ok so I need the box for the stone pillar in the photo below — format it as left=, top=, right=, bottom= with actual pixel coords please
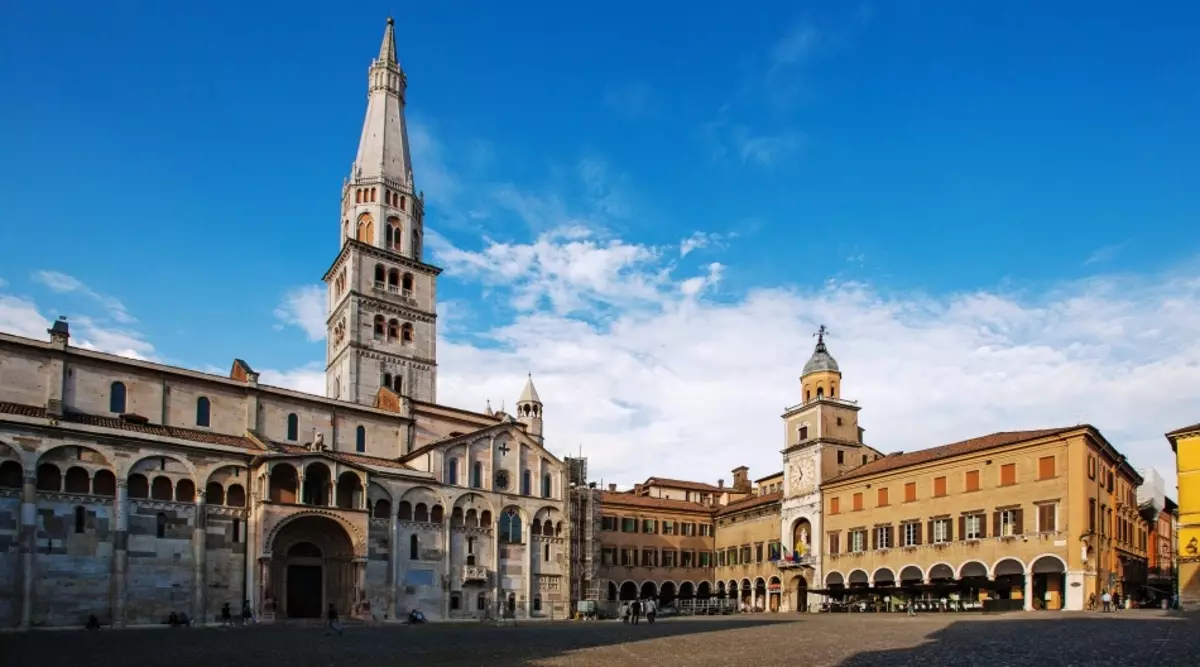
left=442, top=521, right=451, bottom=619
left=524, top=530, right=534, bottom=617
left=192, top=491, right=208, bottom=624
left=1023, top=572, right=1034, bottom=611
left=18, top=471, right=36, bottom=630
left=388, top=517, right=398, bottom=619
left=112, top=479, right=129, bottom=627
left=492, top=527, right=501, bottom=617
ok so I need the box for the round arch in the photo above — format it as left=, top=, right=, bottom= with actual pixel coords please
left=123, top=452, right=197, bottom=481
left=824, top=571, right=845, bottom=586
left=992, top=557, right=1026, bottom=576
left=1030, top=554, right=1068, bottom=611
left=927, top=562, right=956, bottom=581
left=639, top=581, right=658, bottom=599
left=1029, top=553, right=1068, bottom=573
left=696, top=581, right=711, bottom=599
left=659, top=581, right=677, bottom=605
left=898, top=564, right=924, bottom=584
left=618, top=581, right=638, bottom=601
left=872, top=567, right=896, bottom=586
left=847, top=569, right=869, bottom=586
left=678, top=581, right=695, bottom=600
left=266, top=513, right=358, bottom=619
left=264, top=510, right=366, bottom=557
left=957, top=560, right=990, bottom=579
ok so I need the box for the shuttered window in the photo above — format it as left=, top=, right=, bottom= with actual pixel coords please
left=877, top=487, right=889, bottom=507
left=1038, top=455, right=1055, bottom=480
left=852, top=493, right=863, bottom=511
left=830, top=497, right=840, bottom=514
left=1000, top=463, right=1017, bottom=486
left=965, top=470, right=980, bottom=492
left=933, top=476, right=947, bottom=497
left=904, top=482, right=917, bottom=502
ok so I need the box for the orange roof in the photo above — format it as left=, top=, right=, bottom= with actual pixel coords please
left=641, top=476, right=723, bottom=492
left=716, top=490, right=782, bottom=517
left=599, top=490, right=715, bottom=514
left=827, top=427, right=1079, bottom=484
left=0, top=402, right=261, bottom=450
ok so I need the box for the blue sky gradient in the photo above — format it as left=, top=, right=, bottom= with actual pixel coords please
left=1, top=2, right=1197, bottom=485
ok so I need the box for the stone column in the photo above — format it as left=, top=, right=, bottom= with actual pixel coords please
left=1023, top=572, right=1035, bottom=611
left=112, top=479, right=129, bottom=627
left=18, top=471, right=36, bottom=630
left=524, top=529, right=534, bottom=618
left=192, top=490, right=208, bottom=624
left=442, top=521, right=451, bottom=619
left=387, top=517, right=399, bottom=619
left=492, top=527, right=501, bottom=617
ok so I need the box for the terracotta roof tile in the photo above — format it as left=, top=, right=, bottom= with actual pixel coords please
left=599, top=490, right=715, bottom=514
left=1165, top=423, right=1200, bottom=438
left=755, top=471, right=784, bottom=483
left=827, top=427, right=1079, bottom=484
left=0, top=402, right=262, bottom=449
left=0, top=402, right=47, bottom=418
left=716, top=490, right=782, bottom=517
left=263, top=440, right=413, bottom=470
left=641, top=476, right=724, bottom=492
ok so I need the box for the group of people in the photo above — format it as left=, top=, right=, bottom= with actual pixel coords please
left=619, top=598, right=658, bottom=625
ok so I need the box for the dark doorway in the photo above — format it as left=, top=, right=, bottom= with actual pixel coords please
left=794, top=575, right=809, bottom=613
left=287, top=565, right=323, bottom=618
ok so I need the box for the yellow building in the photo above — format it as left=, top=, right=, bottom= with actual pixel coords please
left=1167, top=422, right=1200, bottom=608
left=715, top=471, right=783, bottom=610
left=821, top=425, right=1147, bottom=611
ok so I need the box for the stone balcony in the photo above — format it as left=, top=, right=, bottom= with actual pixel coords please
left=462, top=564, right=488, bottom=582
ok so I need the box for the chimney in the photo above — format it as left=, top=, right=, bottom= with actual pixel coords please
left=608, top=483, right=617, bottom=492
left=718, top=479, right=725, bottom=489
left=732, top=466, right=751, bottom=491
left=47, top=316, right=70, bottom=347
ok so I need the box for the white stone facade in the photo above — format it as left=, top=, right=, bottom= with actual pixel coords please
left=0, top=19, right=568, bottom=629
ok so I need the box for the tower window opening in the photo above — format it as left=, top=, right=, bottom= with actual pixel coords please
left=373, top=315, right=385, bottom=339
left=387, top=268, right=400, bottom=288
left=401, top=323, right=414, bottom=344
left=402, top=273, right=414, bottom=292
left=355, top=189, right=362, bottom=203
left=383, top=372, right=393, bottom=390
left=370, top=187, right=377, bottom=202
left=387, top=319, right=400, bottom=341
left=400, top=196, right=406, bottom=211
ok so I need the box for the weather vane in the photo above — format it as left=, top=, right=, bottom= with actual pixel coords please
left=813, top=324, right=829, bottom=344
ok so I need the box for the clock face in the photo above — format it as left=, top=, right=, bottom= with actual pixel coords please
left=494, top=470, right=510, bottom=490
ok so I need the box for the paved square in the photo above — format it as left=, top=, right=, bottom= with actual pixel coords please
left=4, top=612, right=1196, bottom=667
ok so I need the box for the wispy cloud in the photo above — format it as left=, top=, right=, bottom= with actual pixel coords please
left=1085, top=242, right=1128, bottom=266
left=769, top=20, right=821, bottom=74
left=680, top=231, right=737, bottom=258
left=272, top=285, right=326, bottom=341
left=734, top=128, right=805, bottom=166
left=31, top=270, right=135, bottom=323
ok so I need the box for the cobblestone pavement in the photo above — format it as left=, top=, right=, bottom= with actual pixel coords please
left=5, top=611, right=1197, bottom=667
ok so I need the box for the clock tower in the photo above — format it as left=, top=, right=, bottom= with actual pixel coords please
left=777, top=326, right=875, bottom=612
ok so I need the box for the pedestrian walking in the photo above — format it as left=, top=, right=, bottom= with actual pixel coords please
left=325, top=603, right=343, bottom=635
left=1101, top=590, right=1112, bottom=612
left=645, top=598, right=657, bottom=624
left=241, top=599, right=253, bottom=625
left=630, top=599, right=642, bottom=626
left=620, top=602, right=630, bottom=624
left=220, top=602, right=234, bottom=628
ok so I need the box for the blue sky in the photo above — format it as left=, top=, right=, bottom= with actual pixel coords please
left=1, top=2, right=1198, bottom=487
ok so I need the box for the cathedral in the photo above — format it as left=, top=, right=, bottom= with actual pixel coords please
left=0, top=18, right=569, bottom=629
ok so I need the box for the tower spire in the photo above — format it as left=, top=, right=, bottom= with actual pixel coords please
left=379, top=17, right=397, bottom=64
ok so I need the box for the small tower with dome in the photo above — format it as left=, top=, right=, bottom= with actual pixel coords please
left=801, top=325, right=842, bottom=402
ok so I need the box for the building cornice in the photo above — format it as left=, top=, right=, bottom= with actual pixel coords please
left=322, top=238, right=442, bottom=282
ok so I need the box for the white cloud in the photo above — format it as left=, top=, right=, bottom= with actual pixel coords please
left=70, top=316, right=157, bottom=361
left=273, top=285, right=326, bottom=342
left=0, top=295, right=50, bottom=339
left=1085, top=242, right=1127, bottom=266
left=31, top=270, right=134, bottom=324
left=680, top=231, right=737, bottom=258
left=258, top=363, right=326, bottom=396
left=408, top=119, right=458, bottom=205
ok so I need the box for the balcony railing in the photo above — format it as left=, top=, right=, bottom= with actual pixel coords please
left=776, top=552, right=814, bottom=568
left=462, top=565, right=488, bottom=582
left=783, top=396, right=860, bottom=413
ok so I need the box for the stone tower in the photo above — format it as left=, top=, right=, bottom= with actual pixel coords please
left=324, top=17, right=441, bottom=405
left=778, top=326, right=869, bottom=611
left=516, top=374, right=544, bottom=444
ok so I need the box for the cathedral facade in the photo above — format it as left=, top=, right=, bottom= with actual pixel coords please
left=0, top=18, right=569, bottom=629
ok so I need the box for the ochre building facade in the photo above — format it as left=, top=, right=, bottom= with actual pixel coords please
left=0, top=19, right=569, bottom=629
left=1169, top=423, right=1200, bottom=608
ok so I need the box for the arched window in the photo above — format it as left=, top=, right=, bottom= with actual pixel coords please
left=447, top=458, right=458, bottom=485
left=471, top=461, right=483, bottom=488
left=373, top=315, right=385, bottom=338
left=499, top=510, right=522, bottom=544
left=227, top=484, right=245, bottom=507
left=543, top=543, right=550, bottom=562
left=533, top=596, right=542, bottom=612
left=356, top=425, right=366, bottom=453
left=402, top=273, right=414, bottom=292
left=110, top=381, right=127, bottom=413
left=387, top=269, right=399, bottom=288
left=411, top=230, right=420, bottom=257
left=286, top=413, right=298, bottom=441
left=196, top=396, right=210, bottom=427
left=385, top=224, right=394, bottom=248
left=156, top=512, right=167, bottom=538
left=542, top=473, right=552, bottom=499
left=816, top=387, right=824, bottom=399
left=401, top=323, right=414, bottom=344
left=343, top=220, right=349, bottom=238
left=0, top=461, right=24, bottom=489
left=831, top=384, right=836, bottom=398
left=410, top=534, right=419, bottom=559
left=521, top=470, right=531, bottom=495
left=477, top=593, right=486, bottom=611
left=393, top=375, right=403, bottom=393
left=383, top=372, right=392, bottom=391
left=355, top=189, right=362, bottom=204
left=387, top=319, right=400, bottom=341
left=370, top=187, right=377, bottom=202
left=74, top=506, right=86, bottom=534
left=400, top=196, right=407, bottom=211
left=374, top=264, right=385, bottom=284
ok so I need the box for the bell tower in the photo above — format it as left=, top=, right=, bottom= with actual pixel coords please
left=323, top=17, right=441, bottom=405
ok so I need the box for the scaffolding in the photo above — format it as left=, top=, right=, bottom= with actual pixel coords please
left=566, top=456, right=601, bottom=610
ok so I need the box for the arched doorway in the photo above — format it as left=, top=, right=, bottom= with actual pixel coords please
left=1031, top=555, right=1067, bottom=610
left=640, top=581, right=658, bottom=600
left=791, top=574, right=808, bottom=612
left=269, top=515, right=356, bottom=619
left=659, top=581, right=677, bottom=606
left=619, top=581, right=638, bottom=601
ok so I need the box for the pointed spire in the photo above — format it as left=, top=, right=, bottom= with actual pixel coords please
left=519, top=373, right=542, bottom=404
left=378, top=17, right=397, bottom=64
left=485, top=399, right=493, bottom=416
